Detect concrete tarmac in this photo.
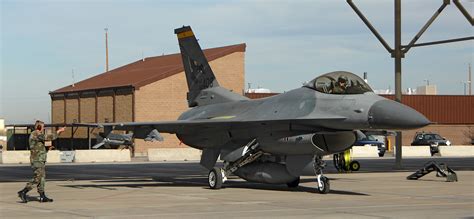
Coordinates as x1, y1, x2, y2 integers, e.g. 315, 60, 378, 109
0, 157, 473, 218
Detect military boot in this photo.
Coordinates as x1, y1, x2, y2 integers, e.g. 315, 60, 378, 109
39, 192, 53, 202
17, 188, 30, 203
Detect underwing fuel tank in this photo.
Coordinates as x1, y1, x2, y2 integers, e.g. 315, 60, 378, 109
260, 132, 357, 155
234, 162, 298, 184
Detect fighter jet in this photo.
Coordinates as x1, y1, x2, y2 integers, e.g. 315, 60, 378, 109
84, 26, 430, 193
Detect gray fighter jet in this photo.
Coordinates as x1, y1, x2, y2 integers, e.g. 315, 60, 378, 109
87, 26, 430, 193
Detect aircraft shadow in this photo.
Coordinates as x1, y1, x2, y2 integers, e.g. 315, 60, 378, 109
59, 176, 369, 196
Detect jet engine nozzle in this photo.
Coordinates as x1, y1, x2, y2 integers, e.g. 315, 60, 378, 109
368, 100, 430, 130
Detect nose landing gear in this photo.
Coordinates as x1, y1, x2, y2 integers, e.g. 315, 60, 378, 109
313, 155, 330, 194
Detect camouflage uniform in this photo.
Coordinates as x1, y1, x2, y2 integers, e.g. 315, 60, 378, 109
24, 130, 57, 193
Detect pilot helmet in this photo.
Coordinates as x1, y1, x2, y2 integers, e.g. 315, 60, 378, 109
337, 76, 348, 84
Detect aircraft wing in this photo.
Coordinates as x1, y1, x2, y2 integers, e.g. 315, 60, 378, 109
75, 115, 346, 139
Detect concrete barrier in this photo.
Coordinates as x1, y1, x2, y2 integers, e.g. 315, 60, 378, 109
1, 151, 29, 164
74, 149, 131, 163
148, 148, 202, 161
402, 146, 431, 157
47, 151, 61, 163
351, 146, 379, 158
439, 146, 474, 157
0, 150, 61, 164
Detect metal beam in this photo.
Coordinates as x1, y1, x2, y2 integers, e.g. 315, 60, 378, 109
132, 88, 136, 122
402, 36, 474, 48
77, 93, 81, 123
394, 0, 403, 169
403, 2, 449, 53
453, 0, 474, 26
95, 91, 98, 123
88, 127, 91, 150
112, 89, 116, 123
63, 95, 67, 124
12, 127, 16, 150
347, 0, 393, 54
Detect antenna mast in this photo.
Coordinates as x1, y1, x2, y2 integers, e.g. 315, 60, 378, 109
469, 63, 472, 95
72, 69, 75, 87
105, 28, 109, 72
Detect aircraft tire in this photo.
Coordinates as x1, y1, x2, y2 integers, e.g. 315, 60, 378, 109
286, 177, 300, 188
349, 161, 360, 171
317, 176, 330, 194
208, 167, 223, 189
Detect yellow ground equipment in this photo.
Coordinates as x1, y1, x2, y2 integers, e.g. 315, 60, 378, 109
333, 148, 360, 172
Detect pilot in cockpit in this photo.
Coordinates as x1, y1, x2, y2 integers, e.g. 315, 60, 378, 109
331, 76, 348, 94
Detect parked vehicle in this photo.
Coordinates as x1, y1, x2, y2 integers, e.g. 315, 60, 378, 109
411, 132, 451, 156
353, 135, 386, 157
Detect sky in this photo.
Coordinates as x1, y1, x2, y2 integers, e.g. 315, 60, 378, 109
1, 0, 473, 124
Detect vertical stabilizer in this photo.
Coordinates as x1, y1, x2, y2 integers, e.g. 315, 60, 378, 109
175, 26, 219, 107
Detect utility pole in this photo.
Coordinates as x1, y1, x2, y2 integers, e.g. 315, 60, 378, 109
469, 63, 472, 95
347, 0, 473, 169
105, 28, 109, 72
464, 82, 467, 95
72, 69, 75, 87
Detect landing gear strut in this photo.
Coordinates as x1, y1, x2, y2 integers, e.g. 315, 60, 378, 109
208, 139, 262, 190
314, 155, 330, 194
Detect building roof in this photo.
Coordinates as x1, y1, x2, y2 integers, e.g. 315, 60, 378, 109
51, 43, 246, 94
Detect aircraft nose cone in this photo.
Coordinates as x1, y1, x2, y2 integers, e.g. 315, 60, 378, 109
368, 100, 430, 129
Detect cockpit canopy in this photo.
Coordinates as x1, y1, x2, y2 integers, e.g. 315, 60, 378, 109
304, 71, 373, 95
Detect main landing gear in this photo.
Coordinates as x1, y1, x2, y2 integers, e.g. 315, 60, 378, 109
208, 167, 225, 189
314, 155, 330, 194
207, 139, 262, 189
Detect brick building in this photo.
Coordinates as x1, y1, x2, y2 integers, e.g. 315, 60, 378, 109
50, 44, 246, 155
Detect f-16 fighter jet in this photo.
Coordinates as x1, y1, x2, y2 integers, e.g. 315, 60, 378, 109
87, 26, 430, 193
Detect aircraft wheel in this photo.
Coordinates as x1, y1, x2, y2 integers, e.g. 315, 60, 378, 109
317, 176, 330, 194
286, 177, 300, 188
208, 167, 223, 189
349, 161, 360, 171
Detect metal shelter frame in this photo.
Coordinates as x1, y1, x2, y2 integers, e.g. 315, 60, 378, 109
347, 0, 473, 168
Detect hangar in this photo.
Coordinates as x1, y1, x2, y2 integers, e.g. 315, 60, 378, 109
49, 44, 246, 156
